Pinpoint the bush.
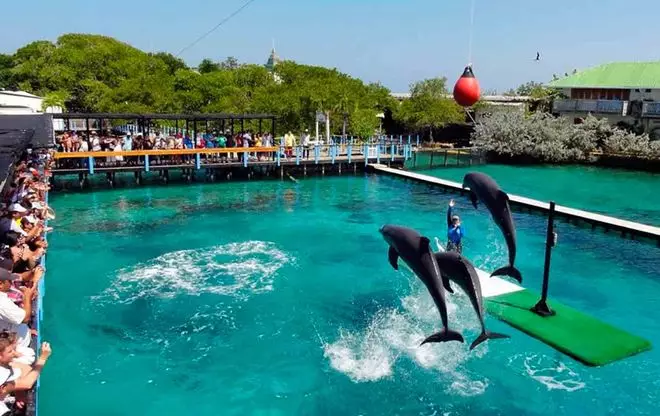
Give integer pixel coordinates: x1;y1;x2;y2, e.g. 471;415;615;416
472;112;657;162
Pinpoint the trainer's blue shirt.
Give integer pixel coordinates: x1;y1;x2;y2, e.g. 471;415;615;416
447;206;465;244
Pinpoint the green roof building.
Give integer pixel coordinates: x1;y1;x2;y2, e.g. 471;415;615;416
548;61;660;135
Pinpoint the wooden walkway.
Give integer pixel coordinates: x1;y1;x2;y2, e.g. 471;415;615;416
51;146;410;175
369;164;660;246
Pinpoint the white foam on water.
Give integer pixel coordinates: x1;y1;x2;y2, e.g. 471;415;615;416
324;280;490;395
97;241;295;303
509;353;586;392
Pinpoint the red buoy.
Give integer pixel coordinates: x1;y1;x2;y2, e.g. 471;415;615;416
453;65;481;107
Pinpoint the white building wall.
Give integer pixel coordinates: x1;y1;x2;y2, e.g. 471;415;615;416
0;91;43;113
629;88;660;101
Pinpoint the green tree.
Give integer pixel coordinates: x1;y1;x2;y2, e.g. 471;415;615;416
41;90;69;111
350;108;378;140
151;52;187;75
0;54;16;89
398;77;464;140
220;57;240;70
198;58;220;74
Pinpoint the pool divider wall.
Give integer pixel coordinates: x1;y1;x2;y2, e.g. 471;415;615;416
368;163;660;247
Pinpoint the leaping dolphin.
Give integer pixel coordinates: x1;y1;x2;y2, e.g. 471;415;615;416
462;172;523;283
433;250;510;350
379;224;464;345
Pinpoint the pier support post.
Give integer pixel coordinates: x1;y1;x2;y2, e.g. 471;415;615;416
532;201;558;317
88;157;95;175
145;155;150;172
338;163;342;174
280;166;284;179
304;164;307;177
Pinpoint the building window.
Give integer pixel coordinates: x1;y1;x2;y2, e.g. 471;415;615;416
635;89;641;92
645;89;652;93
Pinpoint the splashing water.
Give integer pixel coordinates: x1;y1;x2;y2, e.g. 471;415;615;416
324;275;491;395
97;241;295;304
509;354;586;392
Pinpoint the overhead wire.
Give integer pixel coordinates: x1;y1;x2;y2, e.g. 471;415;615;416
175;0;259;57
467;0;476;66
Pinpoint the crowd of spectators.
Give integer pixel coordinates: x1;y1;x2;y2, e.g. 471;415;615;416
0;148;53;415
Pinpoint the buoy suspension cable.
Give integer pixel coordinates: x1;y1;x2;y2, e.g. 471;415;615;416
467;0;476;66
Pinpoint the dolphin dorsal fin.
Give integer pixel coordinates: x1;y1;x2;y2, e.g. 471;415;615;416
419;236;431;252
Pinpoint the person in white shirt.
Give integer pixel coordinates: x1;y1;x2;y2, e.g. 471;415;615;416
90;133;101;152
0;269;33;350
0;205;29;238
301;129;311;159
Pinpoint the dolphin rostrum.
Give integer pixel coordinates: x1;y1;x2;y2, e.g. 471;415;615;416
433;249;510;350
462;172;523;283
379;224;464;345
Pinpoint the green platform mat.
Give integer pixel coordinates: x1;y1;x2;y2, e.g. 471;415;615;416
485;289;652;367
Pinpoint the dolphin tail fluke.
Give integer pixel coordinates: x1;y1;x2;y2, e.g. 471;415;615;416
420;329;464;345
469;330;510;351
491;266;523;283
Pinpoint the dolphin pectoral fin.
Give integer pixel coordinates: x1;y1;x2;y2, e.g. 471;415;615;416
470;192;479;209
420;329;464;345
440;273;454;294
491;266;523;284
469;330;510;351
388;246;399;270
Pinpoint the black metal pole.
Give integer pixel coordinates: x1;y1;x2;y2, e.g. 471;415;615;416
532;201;557;317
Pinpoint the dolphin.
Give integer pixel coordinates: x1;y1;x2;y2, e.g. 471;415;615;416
379;224;464;345
433;250;510;350
462;172;523;283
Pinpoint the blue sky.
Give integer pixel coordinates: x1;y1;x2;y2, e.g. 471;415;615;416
2;0;659;92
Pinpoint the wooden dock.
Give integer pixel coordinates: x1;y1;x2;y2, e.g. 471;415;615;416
369;164;660;246
50;145;411;187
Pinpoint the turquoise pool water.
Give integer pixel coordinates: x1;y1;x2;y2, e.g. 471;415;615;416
418;164;660;226
41;175;659;415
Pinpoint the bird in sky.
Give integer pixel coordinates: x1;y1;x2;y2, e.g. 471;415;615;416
535;51;540;61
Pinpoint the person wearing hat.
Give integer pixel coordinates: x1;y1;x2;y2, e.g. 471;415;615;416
446;199;466;254
0;205;28;239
